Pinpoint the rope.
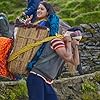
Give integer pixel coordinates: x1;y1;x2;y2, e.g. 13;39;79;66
8;34;63;62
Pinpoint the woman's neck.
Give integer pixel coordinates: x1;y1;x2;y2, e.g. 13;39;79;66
37;17;47;21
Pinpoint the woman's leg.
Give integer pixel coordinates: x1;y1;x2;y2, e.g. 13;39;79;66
27;73;45;100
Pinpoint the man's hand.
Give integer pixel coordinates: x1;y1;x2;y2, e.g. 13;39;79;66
71;38;80;49
63;31;72;43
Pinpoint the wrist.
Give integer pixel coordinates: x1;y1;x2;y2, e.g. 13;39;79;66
72;44;79;49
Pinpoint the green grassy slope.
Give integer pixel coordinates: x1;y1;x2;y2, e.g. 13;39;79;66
0;0;26;22
0;0;100;26
48;0;100;26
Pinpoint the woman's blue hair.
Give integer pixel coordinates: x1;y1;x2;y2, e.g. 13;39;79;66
47;14;59;36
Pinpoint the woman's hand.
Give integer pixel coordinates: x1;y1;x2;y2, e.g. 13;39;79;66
24;15;33;25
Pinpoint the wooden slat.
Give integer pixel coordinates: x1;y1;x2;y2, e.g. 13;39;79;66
9;27;48;75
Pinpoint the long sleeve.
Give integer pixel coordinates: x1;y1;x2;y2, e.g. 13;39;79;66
47;14;59;36
25;0;42;16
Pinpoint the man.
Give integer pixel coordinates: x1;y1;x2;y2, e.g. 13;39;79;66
26;2;82;99
27;30;81;100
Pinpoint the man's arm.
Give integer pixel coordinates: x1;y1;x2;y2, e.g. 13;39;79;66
51;35;73;62
70;39;80;66
71;45;80;66
51;35;80;66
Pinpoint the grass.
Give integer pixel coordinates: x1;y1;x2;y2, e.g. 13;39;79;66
0;0;100;25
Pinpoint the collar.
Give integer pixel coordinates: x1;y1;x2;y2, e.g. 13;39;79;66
33;19;47;25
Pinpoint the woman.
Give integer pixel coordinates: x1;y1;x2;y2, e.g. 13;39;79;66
26;1;81;100
24;1;59;36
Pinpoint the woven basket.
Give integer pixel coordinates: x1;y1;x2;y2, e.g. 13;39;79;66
8;25;48;75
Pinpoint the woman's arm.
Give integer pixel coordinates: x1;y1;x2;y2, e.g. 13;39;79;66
25;0;42;16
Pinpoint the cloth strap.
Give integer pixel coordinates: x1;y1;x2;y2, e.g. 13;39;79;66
8;34;63;62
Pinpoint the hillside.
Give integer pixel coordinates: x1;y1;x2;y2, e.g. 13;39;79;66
0;0;100;26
